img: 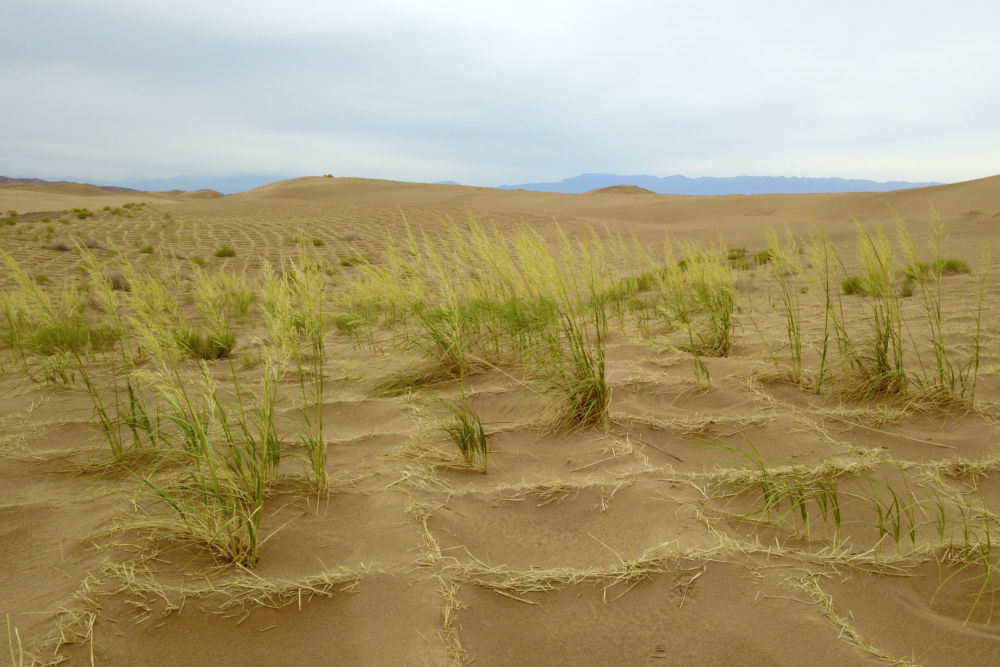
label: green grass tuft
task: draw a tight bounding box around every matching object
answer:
[440,396,489,472]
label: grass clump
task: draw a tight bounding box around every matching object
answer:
[845,226,907,396]
[718,448,846,540]
[121,275,287,564]
[138,362,279,566]
[177,327,237,360]
[726,248,751,271]
[806,218,985,405]
[176,268,257,360]
[214,244,237,258]
[346,220,610,428]
[935,258,972,275]
[898,216,987,405]
[339,254,369,267]
[840,274,868,296]
[139,244,154,254]
[439,396,488,472]
[547,263,609,429]
[0,250,118,359]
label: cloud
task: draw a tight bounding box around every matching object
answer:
[2,1,999,184]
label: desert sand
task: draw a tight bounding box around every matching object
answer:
[2,174,1000,665]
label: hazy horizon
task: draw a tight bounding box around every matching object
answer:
[0,170,959,196]
[3,1,999,187]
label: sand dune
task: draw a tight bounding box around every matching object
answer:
[586,184,657,195]
[2,174,1000,665]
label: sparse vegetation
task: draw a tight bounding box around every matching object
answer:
[0,191,997,665]
[214,244,237,258]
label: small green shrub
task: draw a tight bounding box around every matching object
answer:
[936,258,971,275]
[30,320,119,356]
[191,255,207,266]
[754,248,774,265]
[178,326,237,359]
[139,245,154,254]
[841,275,869,295]
[214,245,237,258]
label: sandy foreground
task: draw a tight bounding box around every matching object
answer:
[2,175,1000,665]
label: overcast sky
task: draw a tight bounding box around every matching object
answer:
[2,0,998,186]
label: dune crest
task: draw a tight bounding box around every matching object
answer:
[586,184,656,195]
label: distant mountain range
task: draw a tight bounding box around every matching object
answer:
[0,174,290,195]
[3,172,944,197]
[0,175,142,193]
[497,173,942,195]
[110,174,292,194]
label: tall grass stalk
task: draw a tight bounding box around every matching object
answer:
[79,249,162,454]
[261,255,328,488]
[686,247,737,357]
[766,230,804,383]
[644,241,709,388]
[6,615,24,667]
[536,229,610,429]
[804,233,851,392]
[855,226,906,395]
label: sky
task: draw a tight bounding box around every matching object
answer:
[2,0,999,188]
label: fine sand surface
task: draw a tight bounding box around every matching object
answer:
[2,174,1000,665]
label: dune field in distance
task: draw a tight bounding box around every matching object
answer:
[3,173,1000,665]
